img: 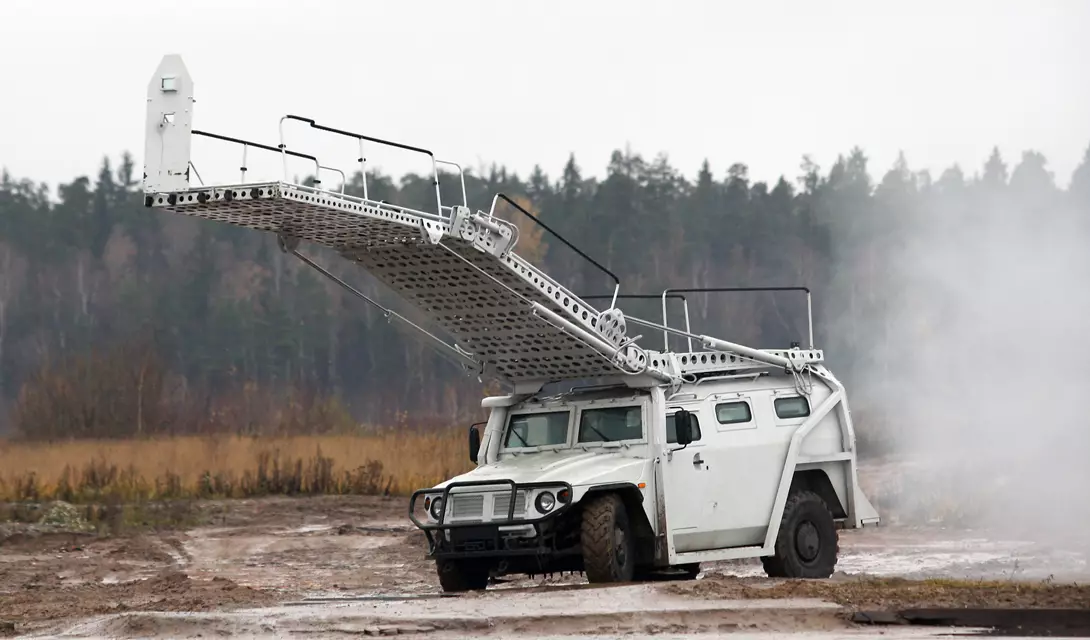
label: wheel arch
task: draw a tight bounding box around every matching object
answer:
[789,469,847,519]
[579,483,655,563]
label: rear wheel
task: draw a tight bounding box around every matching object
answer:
[761,554,786,578]
[435,558,490,592]
[763,490,838,579]
[581,493,635,583]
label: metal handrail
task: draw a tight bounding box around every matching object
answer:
[436,160,468,208]
[318,165,346,194]
[660,287,814,351]
[192,129,321,182]
[279,115,443,218]
[357,138,368,200]
[489,193,621,309]
[621,313,804,372]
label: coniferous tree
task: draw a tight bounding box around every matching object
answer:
[0,140,1087,440]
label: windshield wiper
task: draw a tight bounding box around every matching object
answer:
[508,428,530,447]
[582,424,612,443]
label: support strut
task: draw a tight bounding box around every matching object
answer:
[278,235,486,378]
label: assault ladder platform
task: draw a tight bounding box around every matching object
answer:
[142,55,823,391]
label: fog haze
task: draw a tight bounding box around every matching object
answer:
[2,0,1089,191]
[3,0,1090,542]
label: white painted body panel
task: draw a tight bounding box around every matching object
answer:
[438,394,661,531]
[144,55,195,193]
[422,367,879,566]
[439,449,654,500]
[657,373,849,557]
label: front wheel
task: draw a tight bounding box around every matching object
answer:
[762,490,838,579]
[435,558,490,592]
[581,493,636,583]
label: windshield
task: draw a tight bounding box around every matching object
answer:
[504,411,570,448]
[578,406,643,443]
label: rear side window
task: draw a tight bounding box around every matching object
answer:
[666,412,702,443]
[715,401,752,425]
[774,396,810,419]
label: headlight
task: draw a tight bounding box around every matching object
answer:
[535,491,555,513]
[429,496,445,520]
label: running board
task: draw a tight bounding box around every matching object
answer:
[671,545,767,564]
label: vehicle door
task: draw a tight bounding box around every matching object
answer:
[661,391,789,552]
[658,401,716,554]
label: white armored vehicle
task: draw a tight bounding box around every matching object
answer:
[141,55,880,593]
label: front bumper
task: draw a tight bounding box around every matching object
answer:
[408,480,575,560]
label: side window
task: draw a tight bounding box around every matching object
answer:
[666,412,702,443]
[774,396,811,419]
[715,401,752,425]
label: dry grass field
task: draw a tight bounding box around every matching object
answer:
[0,429,471,503]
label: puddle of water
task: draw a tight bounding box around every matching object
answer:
[266,584,840,620]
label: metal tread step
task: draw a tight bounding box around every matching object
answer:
[148,181,653,385]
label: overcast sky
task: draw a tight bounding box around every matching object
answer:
[3,0,1089,194]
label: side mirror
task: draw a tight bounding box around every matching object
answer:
[674,409,694,447]
[468,423,483,463]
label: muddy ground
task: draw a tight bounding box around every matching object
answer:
[2,495,1090,638]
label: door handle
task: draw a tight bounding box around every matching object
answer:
[692,453,703,466]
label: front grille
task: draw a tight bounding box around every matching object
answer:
[450,494,485,519]
[492,491,527,518]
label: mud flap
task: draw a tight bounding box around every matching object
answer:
[854,486,880,526]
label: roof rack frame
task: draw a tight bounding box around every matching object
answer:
[661,287,814,351]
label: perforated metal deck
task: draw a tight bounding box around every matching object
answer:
[139,54,816,390]
[147,182,654,385]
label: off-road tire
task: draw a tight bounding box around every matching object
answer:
[581,493,636,583]
[762,490,838,579]
[435,558,490,592]
[760,553,786,578]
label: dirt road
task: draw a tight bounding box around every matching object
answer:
[2,495,1089,638]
